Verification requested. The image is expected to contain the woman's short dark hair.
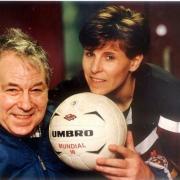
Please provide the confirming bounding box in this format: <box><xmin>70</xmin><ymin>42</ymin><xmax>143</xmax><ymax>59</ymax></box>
<box><xmin>79</xmin><ymin>5</ymin><xmax>150</xmax><ymax>59</ymax></box>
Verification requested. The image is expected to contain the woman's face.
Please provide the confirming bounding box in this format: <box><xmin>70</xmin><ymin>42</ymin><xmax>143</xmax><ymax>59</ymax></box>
<box><xmin>82</xmin><ymin>41</ymin><xmax>141</xmax><ymax>96</ymax></box>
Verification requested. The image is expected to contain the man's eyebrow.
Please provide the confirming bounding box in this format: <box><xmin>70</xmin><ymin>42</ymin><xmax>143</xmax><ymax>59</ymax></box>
<box><xmin>5</xmin><ymin>82</ymin><xmax>45</xmax><ymax>87</ymax></box>
<box><xmin>6</xmin><ymin>83</ymin><xmax>18</xmax><ymax>87</ymax></box>
<box><xmin>32</xmin><ymin>82</ymin><xmax>45</xmax><ymax>86</ymax></box>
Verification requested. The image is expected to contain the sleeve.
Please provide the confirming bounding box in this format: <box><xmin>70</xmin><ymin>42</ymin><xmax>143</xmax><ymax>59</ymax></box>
<box><xmin>155</xmin><ymin>76</ymin><xmax>180</xmax><ymax>179</ymax></box>
<box><xmin>147</xmin><ymin>163</ymin><xmax>172</xmax><ymax>180</ymax></box>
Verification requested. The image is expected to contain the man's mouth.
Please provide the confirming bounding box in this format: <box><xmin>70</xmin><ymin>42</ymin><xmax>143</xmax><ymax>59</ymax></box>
<box><xmin>13</xmin><ymin>114</ymin><xmax>33</xmax><ymax>119</ymax></box>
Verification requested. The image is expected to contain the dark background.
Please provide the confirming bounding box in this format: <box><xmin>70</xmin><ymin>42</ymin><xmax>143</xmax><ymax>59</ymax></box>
<box><xmin>0</xmin><ymin>1</ymin><xmax>180</xmax><ymax>89</ymax></box>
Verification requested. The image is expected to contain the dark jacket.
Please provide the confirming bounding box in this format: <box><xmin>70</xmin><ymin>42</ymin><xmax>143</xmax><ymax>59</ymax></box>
<box><xmin>0</xmin><ymin>106</ymin><xmax>72</xmax><ymax>179</ymax></box>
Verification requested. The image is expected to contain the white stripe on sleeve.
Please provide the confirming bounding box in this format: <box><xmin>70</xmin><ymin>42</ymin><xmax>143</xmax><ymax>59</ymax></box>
<box><xmin>158</xmin><ymin>116</ymin><xmax>180</xmax><ymax>133</ymax></box>
<box><xmin>135</xmin><ymin>127</ymin><xmax>158</xmax><ymax>154</ymax></box>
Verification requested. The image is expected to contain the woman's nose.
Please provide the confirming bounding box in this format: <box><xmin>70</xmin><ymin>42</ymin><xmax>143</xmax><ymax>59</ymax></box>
<box><xmin>90</xmin><ymin>57</ymin><xmax>102</xmax><ymax>73</ymax></box>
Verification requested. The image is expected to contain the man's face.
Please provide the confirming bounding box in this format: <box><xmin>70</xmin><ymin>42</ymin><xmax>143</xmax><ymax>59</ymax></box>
<box><xmin>0</xmin><ymin>51</ymin><xmax>48</xmax><ymax>136</ymax></box>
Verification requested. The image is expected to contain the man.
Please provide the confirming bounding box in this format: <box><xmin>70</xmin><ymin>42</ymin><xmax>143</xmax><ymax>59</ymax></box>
<box><xmin>50</xmin><ymin>4</ymin><xmax>180</xmax><ymax>180</ymax></box>
<box><xmin>0</xmin><ymin>29</ymin><xmax>61</xmax><ymax>178</ymax></box>
<box><xmin>0</xmin><ymin>28</ymin><xmax>76</xmax><ymax>179</ymax></box>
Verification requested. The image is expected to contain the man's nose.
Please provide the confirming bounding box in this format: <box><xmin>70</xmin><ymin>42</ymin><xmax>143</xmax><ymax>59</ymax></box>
<box><xmin>17</xmin><ymin>93</ymin><xmax>33</xmax><ymax>111</ymax></box>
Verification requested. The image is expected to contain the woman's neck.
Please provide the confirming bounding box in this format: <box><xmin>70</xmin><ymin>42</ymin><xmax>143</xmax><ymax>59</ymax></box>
<box><xmin>108</xmin><ymin>75</ymin><xmax>136</xmax><ymax>112</ymax></box>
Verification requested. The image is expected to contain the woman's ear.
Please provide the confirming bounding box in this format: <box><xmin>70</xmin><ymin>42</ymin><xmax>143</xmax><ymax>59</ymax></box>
<box><xmin>129</xmin><ymin>54</ymin><xmax>143</xmax><ymax>72</ymax></box>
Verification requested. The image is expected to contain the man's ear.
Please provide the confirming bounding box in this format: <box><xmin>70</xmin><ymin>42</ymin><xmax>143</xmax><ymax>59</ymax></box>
<box><xmin>129</xmin><ymin>54</ymin><xmax>143</xmax><ymax>72</ymax></box>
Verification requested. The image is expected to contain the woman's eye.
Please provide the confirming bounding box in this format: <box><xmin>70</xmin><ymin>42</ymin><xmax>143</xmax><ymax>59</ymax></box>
<box><xmin>85</xmin><ymin>51</ymin><xmax>94</xmax><ymax>57</ymax></box>
<box><xmin>106</xmin><ymin>55</ymin><xmax>115</xmax><ymax>60</ymax></box>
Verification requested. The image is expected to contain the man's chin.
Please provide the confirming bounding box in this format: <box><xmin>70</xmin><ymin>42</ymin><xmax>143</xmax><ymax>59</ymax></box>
<box><xmin>10</xmin><ymin>127</ymin><xmax>34</xmax><ymax>137</ymax></box>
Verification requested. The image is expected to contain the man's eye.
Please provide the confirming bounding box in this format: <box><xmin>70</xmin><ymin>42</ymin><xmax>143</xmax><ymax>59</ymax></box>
<box><xmin>6</xmin><ymin>89</ymin><xmax>16</xmax><ymax>91</ymax></box>
<box><xmin>6</xmin><ymin>89</ymin><xmax>19</xmax><ymax>95</ymax></box>
<box><xmin>31</xmin><ymin>88</ymin><xmax>46</xmax><ymax>95</ymax></box>
<box><xmin>31</xmin><ymin>89</ymin><xmax>43</xmax><ymax>93</ymax></box>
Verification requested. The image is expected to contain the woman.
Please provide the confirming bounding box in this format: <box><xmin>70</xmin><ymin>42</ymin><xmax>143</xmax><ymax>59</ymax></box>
<box><xmin>49</xmin><ymin>4</ymin><xmax>180</xmax><ymax>180</ymax></box>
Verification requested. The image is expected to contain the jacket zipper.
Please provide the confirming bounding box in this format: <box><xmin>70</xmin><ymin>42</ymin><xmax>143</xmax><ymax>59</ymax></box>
<box><xmin>38</xmin><ymin>155</ymin><xmax>47</xmax><ymax>171</ymax></box>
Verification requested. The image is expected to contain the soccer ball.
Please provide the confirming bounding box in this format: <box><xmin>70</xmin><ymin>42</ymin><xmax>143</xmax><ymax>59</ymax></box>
<box><xmin>49</xmin><ymin>92</ymin><xmax>127</xmax><ymax>171</ymax></box>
